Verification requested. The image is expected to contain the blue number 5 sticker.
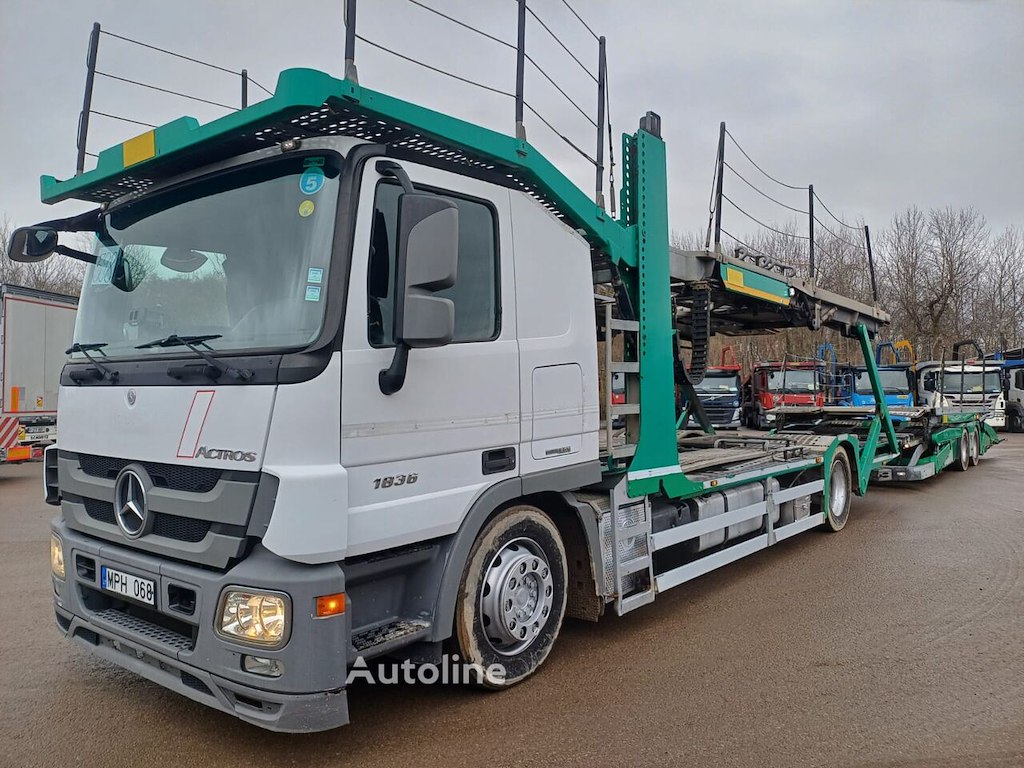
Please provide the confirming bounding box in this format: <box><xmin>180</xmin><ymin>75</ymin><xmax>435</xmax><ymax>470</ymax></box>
<box><xmin>299</xmin><ymin>167</ymin><xmax>325</xmax><ymax>195</ymax></box>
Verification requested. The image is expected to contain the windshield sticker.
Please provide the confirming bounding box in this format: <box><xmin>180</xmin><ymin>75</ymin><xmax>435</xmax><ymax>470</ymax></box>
<box><xmin>91</xmin><ymin>246</ymin><xmax>118</xmax><ymax>285</ymax></box>
<box><xmin>298</xmin><ymin>200</ymin><xmax>315</xmax><ymax>218</ymax></box>
<box><xmin>299</xmin><ymin>166</ymin><xmax>326</xmax><ymax>195</ymax></box>
<box><xmin>307</xmin><ymin>267</ymin><xmax>324</xmax><ymax>284</ymax></box>
<box><xmin>305</xmin><ymin>285</ymin><xmax>322</xmax><ymax>302</ymax></box>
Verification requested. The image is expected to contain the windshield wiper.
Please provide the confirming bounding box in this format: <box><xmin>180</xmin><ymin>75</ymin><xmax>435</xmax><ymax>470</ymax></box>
<box><xmin>66</xmin><ymin>342</ymin><xmax>118</xmax><ymax>383</ymax></box>
<box><xmin>136</xmin><ymin>334</ymin><xmax>253</xmax><ymax>382</ymax></box>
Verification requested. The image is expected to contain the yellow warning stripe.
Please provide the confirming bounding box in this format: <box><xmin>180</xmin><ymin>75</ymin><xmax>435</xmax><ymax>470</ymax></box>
<box><xmin>724</xmin><ymin>267</ymin><xmax>790</xmax><ymax>306</ymax></box>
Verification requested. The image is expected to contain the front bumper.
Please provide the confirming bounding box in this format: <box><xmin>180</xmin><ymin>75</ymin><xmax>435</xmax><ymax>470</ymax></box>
<box><xmin>985</xmin><ymin>411</ymin><xmax>1005</xmax><ymax>428</ymax></box>
<box><xmin>687</xmin><ymin>406</ymin><xmax>741</xmax><ymax>429</ymax></box>
<box><xmin>51</xmin><ymin>520</ymin><xmax>350</xmax><ymax>732</ymax></box>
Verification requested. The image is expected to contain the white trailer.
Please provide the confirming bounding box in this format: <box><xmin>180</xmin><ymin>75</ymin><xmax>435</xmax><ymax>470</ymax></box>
<box><xmin>0</xmin><ymin>284</ymin><xmax>78</xmax><ymax>464</ymax></box>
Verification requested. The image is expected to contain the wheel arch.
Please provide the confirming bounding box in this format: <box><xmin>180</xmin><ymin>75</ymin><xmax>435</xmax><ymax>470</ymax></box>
<box><xmin>833</xmin><ymin>437</ymin><xmax>864</xmax><ymax>496</ymax></box>
<box><xmin>429</xmin><ymin>462</ymin><xmax>603</xmax><ymax>643</ymax></box>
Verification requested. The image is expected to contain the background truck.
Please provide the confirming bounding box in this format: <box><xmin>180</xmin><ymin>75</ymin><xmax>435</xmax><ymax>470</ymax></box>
<box><xmin>680</xmin><ymin>350</ymin><xmax>742</xmax><ymax>430</ymax></box>
<box><xmin>741</xmin><ymin>360</ymin><xmax>824</xmax><ymax>429</ymax></box>
<box><xmin>0</xmin><ymin>284</ymin><xmax>78</xmax><ymax>464</ymax></box>
<box><xmin>8</xmin><ymin>13</ymin><xmax>920</xmax><ymax>734</ymax></box>
<box><xmin>837</xmin><ymin>342</ymin><xmax>916</xmax><ymax>409</ymax></box>
<box><xmin>914</xmin><ymin>344</ymin><xmax>1005</xmax><ymax>428</ymax></box>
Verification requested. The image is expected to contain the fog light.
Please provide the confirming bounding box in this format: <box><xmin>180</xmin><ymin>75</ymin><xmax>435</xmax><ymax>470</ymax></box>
<box><xmin>50</xmin><ymin>533</ymin><xmax>65</xmax><ymax>579</ymax></box>
<box><xmin>217</xmin><ymin>589</ymin><xmax>290</xmax><ymax>648</ymax></box>
<box><xmin>243</xmin><ymin>655</ymin><xmax>285</xmax><ymax>677</ymax></box>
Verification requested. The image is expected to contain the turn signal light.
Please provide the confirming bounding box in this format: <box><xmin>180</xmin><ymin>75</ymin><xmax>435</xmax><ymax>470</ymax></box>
<box><xmin>315</xmin><ymin>593</ymin><xmax>346</xmax><ymax>618</ymax></box>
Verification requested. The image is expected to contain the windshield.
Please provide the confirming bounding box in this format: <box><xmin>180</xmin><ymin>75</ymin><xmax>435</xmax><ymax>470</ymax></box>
<box><xmin>72</xmin><ymin>154</ymin><xmax>342</xmax><ymax>358</ymax></box>
<box><xmin>855</xmin><ymin>368</ymin><xmax>910</xmax><ymax>394</ymax></box>
<box><xmin>766</xmin><ymin>369</ymin><xmax>818</xmax><ymax>393</ymax></box>
<box><xmin>694</xmin><ymin>373</ymin><xmax>740</xmax><ymax>395</ymax></box>
<box><xmin>923</xmin><ymin>370</ymin><xmax>1002</xmax><ymax>394</ymax></box>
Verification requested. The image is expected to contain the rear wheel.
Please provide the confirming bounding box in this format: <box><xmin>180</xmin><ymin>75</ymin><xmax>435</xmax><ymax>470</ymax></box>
<box><xmin>822</xmin><ymin>451</ymin><xmax>853</xmax><ymax>532</ymax></box>
<box><xmin>454</xmin><ymin>505</ymin><xmax>567</xmax><ymax>689</ymax></box>
<box><xmin>968</xmin><ymin>429</ymin><xmax>980</xmax><ymax>467</ymax></box>
<box><xmin>952</xmin><ymin>429</ymin><xmax>970</xmax><ymax>471</ymax></box>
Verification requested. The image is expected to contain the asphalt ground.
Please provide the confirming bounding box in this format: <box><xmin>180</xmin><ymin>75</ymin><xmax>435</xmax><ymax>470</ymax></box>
<box><xmin>1</xmin><ymin>437</ymin><xmax>1022</xmax><ymax>767</ymax></box>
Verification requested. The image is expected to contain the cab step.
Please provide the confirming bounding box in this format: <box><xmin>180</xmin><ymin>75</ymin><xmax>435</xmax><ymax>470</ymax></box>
<box><xmin>352</xmin><ymin>619</ymin><xmax>431</xmax><ymax>658</ymax></box>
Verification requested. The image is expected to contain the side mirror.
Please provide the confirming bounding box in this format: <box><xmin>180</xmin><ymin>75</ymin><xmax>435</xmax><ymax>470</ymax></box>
<box><xmin>379</xmin><ymin>192</ymin><xmax>459</xmax><ymax>395</ymax></box>
<box><xmin>7</xmin><ymin>227</ymin><xmax>58</xmax><ymax>263</ymax></box>
<box><xmin>395</xmin><ymin>193</ymin><xmax>458</xmax><ymax>347</ymax></box>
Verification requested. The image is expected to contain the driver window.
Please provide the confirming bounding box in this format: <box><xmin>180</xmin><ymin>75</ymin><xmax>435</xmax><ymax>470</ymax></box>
<box><xmin>367</xmin><ymin>181</ymin><xmax>499</xmax><ymax>347</ymax></box>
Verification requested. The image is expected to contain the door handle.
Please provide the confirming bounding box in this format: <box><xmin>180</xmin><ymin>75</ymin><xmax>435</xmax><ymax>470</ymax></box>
<box><xmin>482</xmin><ymin>447</ymin><xmax>516</xmax><ymax>475</ymax></box>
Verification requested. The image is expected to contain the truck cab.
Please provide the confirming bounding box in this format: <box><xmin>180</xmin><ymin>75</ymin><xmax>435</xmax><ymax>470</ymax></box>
<box><xmin>915</xmin><ymin>361</ymin><xmax>1005</xmax><ymax>428</ymax></box>
<box><xmin>843</xmin><ymin>365</ymin><xmax>914</xmax><ymax>408</ymax></box>
<box><xmin>742</xmin><ymin>362</ymin><xmax>823</xmax><ymax>430</ymax></box>
<box><xmin>682</xmin><ymin>366</ymin><xmax>742</xmax><ymax>429</ymax></box>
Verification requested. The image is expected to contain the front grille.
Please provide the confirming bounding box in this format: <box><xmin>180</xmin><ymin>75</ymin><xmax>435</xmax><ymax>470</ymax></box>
<box><xmin>78</xmin><ymin>454</ymin><xmax>222</xmax><ymax>493</ymax></box>
<box><xmin>84</xmin><ymin>499</ymin><xmax>213</xmax><ymax>543</ymax></box>
<box><xmin>152</xmin><ymin>513</ymin><xmax>212</xmax><ymax>543</ymax></box>
<box><xmin>83</xmin><ymin>497</ymin><xmax>116</xmax><ymax>524</ymax></box>
<box><xmin>705</xmin><ymin>407</ymin><xmax>737</xmax><ymax>422</ymax></box>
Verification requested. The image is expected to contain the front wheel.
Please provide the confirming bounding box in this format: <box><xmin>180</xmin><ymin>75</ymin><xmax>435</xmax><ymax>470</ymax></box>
<box><xmin>454</xmin><ymin>505</ymin><xmax>567</xmax><ymax>689</ymax></box>
<box><xmin>1009</xmin><ymin>411</ymin><xmax>1023</xmax><ymax>433</ymax></box>
<box><xmin>822</xmin><ymin>450</ymin><xmax>853</xmax><ymax>532</ymax></box>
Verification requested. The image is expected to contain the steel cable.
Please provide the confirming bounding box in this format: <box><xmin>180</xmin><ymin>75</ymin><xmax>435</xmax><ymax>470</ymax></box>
<box><xmin>100</xmin><ymin>30</ymin><xmax>274</xmax><ymax>95</ymax></box>
<box><xmin>721</xmin><ymin>193</ymin><xmax>811</xmax><ymax>240</ymax></box>
<box><xmin>559</xmin><ymin>0</ymin><xmax>600</xmax><ymax>40</ymax></box>
<box><xmin>813</xmin><ymin>190</ymin><xmax>863</xmax><ymax>231</ymax></box>
<box><xmin>523</xmin><ymin>102</ymin><xmax>597</xmax><ymax>165</ymax></box>
<box><xmin>724</xmin><ymin>160</ymin><xmax>809</xmax><ymax>215</ymax></box>
<box><xmin>95</xmin><ymin>72</ymin><xmax>237</xmax><ymax>110</ymax></box>
<box><xmin>354</xmin><ymin>34</ymin><xmax>515</xmax><ymax>98</ymax></box>
<box><xmin>725</xmin><ymin>128</ymin><xmax>807</xmax><ymax>191</ymax></box>
<box><xmin>525</xmin><ymin>5</ymin><xmax>599</xmax><ymax>83</ymax></box>
<box><xmin>90</xmin><ymin>110</ymin><xmax>157</xmax><ymax>128</ymax></box>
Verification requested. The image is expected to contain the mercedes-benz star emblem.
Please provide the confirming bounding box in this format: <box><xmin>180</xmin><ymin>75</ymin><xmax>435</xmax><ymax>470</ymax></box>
<box><xmin>126</xmin><ymin>389</ymin><xmax>137</xmax><ymax>406</ymax></box>
<box><xmin>114</xmin><ymin>468</ymin><xmax>150</xmax><ymax>539</ymax></box>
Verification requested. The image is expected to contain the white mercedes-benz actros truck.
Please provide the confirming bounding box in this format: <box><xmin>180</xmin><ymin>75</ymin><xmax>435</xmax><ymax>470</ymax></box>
<box><xmin>8</xmin><ymin>20</ymin><xmax>908</xmax><ymax>732</ymax></box>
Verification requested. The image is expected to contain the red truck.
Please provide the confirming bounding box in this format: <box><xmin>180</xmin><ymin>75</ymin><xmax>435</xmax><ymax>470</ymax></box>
<box><xmin>741</xmin><ymin>360</ymin><xmax>824</xmax><ymax>430</ymax></box>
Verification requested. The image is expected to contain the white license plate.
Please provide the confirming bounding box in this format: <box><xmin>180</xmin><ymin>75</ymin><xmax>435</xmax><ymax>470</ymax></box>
<box><xmin>100</xmin><ymin>566</ymin><xmax>156</xmax><ymax>606</ymax></box>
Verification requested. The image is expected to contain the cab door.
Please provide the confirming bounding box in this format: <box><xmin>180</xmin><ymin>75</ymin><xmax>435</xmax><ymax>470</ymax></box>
<box><xmin>340</xmin><ymin>160</ymin><xmax>519</xmax><ymax>557</ymax></box>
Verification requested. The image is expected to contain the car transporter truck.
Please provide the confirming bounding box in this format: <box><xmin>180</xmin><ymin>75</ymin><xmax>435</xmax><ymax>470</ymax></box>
<box><xmin>6</xmin><ymin>11</ymin><xmax>998</xmax><ymax>732</ymax></box>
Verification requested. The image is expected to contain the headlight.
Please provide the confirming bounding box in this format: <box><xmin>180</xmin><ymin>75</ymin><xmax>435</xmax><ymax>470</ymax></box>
<box><xmin>50</xmin><ymin>533</ymin><xmax>65</xmax><ymax>579</ymax></box>
<box><xmin>766</xmin><ymin>413</ymin><xmax>776</xmax><ymax>421</ymax></box>
<box><xmin>217</xmin><ymin>589</ymin><xmax>290</xmax><ymax>648</ymax></box>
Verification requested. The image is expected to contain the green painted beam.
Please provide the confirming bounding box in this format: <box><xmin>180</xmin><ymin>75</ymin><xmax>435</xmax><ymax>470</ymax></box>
<box><xmin>856</xmin><ymin>324</ymin><xmax>900</xmax><ymax>454</ymax></box>
<box><xmin>627</xmin><ymin>129</ymin><xmax>693</xmax><ymax>498</ymax></box>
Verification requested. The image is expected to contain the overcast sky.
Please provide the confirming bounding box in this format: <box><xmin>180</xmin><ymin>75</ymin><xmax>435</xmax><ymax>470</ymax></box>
<box><xmin>2</xmin><ymin>0</ymin><xmax>1022</xmax><ymax>241</ymax></box>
